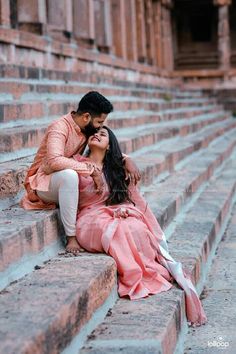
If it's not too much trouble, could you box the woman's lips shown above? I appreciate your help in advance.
[91,137,100,142]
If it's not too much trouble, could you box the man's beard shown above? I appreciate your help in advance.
[82,122,98,138]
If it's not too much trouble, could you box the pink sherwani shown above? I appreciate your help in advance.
[21,112,94,210]
[76,157,207,326]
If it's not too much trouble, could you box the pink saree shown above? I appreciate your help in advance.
[76,159,207,326]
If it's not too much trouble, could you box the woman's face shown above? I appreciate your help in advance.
[88,128,109,151]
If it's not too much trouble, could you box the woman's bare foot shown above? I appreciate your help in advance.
[66,236,85,256]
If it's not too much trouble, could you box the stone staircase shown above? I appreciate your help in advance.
[0,64,236,354]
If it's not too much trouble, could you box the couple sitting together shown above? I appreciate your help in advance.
[21,91,207,327]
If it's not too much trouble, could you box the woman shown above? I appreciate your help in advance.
[74,126,207,327]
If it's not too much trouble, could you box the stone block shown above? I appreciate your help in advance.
[0,255,117,353]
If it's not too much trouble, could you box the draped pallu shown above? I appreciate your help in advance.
[75,157,207,326]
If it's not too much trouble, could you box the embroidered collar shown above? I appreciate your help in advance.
[65,112,83,135]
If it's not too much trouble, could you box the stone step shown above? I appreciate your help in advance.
[183,203,236,353]
[79,154,236,354]
[133,118,236,184]
[0,104,221,130]
[0,141,235,354]
[0,64,204,98]
[0,105,225,161]
[0,115,233,200]
[0,97,218,124]
[142,129,236,230]
[0,110,231,154]
[0,128,235,292]
[0,255,117,354]
[0,78,203,102]
[104,105,222,130]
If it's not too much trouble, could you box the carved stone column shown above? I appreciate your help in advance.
[125,0,138,61]
[111,0,137,61]
[0,0,10,27]
[136,0,147,63]
[94,0,112,53]
[73,0,95,48]
[17,0,47,34]
[145,0,156,65]
[214,0,231,70]
[110,0,126,58]
[47,0,73,42]
[161,0,174,70]
[153,0,163,68]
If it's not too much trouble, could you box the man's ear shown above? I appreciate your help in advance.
[83,112,91,123]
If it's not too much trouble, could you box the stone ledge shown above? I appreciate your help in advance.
[0,111,231,157]
[0,28,170,77]
[0,117,234,200]
[0,255,117,354]
[0,97,218,124]
[0,129,235,292]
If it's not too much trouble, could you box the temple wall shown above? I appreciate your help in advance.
[0,0,236,91]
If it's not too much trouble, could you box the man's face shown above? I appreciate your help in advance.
[83,113,107,136]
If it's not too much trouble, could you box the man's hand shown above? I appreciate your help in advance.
[91,166,104,194]
[124,157,141,185]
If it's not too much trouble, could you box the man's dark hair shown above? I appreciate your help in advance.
[77,91,113,117]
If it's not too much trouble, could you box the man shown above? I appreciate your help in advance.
[21,91,141,254]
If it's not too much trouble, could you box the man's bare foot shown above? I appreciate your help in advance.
[66,236,85,256]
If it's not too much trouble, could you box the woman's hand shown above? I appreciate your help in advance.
[114,207,129,218]
[124,157,141,185]
[91,166,104,194]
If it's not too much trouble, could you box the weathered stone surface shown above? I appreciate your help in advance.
[0,0,10,27]
[0,206,64,273]
[0,255,117,354]
[184,203,236,353]
[1,107,231,154]
[81,287,184,354]
[1,128,235,299]
[0,3,235,354]
[79,149,236,354]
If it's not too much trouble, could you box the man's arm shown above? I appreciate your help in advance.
[122,154,141,185]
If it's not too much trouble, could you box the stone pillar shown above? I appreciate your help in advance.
[111,0,126,58]
[214,0,231,70]
[136,0,147,63]
[94,0,112,53]
[47,0,73,42]
[0,0,10,27]
[153,0,163,68]
[161,0,174,70]
[144,0,156,65]
[124,0,138,62]
[111,0,137,61]
[73,0,95,47]
[17,0,46,34]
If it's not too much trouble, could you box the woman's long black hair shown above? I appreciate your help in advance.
[88,126,135,206]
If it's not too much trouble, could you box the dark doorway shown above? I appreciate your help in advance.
[230,0,236,67]
[173,0,218,69]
